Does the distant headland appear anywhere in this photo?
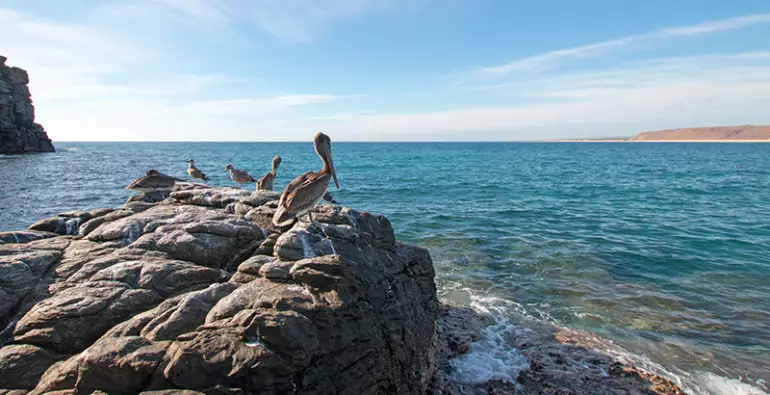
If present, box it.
[545,124,770,142]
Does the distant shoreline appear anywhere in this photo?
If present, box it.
[538,139,770,143]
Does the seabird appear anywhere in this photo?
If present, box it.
[256,155,282,191]
[224,163,257,186]
[273,132,339,226]
[125,169,183,193]
[186,159,209,181]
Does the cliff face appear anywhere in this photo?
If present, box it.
[0,55,54,154]
[631,125,770,141]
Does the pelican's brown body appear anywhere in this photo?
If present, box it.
[256,156,282,191]
[126,170,183,193]
[273,133,339,226]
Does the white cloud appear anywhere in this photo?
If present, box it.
[0,5,344,141]
[481,13,770,74]
[313,52,770,140]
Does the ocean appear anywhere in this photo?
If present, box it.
[1,142,769,394]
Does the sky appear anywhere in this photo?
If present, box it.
[2,0,770,142]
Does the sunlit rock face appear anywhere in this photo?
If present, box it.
[0,184,438,394]
[0,56,54,155]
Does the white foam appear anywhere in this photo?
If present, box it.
[687,372,769,395]
[448,315,529,385]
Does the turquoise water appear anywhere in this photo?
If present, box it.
[1,142,769,393]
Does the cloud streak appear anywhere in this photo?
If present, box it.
[481,13,770,74]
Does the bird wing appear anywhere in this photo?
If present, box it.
[281,172,330,211]
[278,171,313,208]
[191,168,207,179]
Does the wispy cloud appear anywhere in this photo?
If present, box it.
[0,5,347,141]
[313,51,770,140]
[481,13,770,74]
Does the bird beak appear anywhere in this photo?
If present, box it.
[327,148,339,189]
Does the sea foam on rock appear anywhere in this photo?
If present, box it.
[0,184,438,394]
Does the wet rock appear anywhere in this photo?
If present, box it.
[0,344,61,390]
[0,230,57,244]
[434,304,685,395]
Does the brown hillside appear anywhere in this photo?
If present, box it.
[631,125,770,141]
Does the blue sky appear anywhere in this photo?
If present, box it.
[2,0,770,141]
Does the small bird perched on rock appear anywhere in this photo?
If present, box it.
[273,132,339,226]
[256,155,282,191]
[186,159,209,181]
[224,163,257,186]
[126,169,183,193]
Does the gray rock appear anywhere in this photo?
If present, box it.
[0,56,54,154]
[257,259,293,281]
[0,344,62,390]
[0,187,439,394]
[0,230,58,244]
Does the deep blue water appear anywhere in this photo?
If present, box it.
[1,142,769,393]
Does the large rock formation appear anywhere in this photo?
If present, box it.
[0,56,54,154]
[0,184,684,394]
[0,185,437,394]
[631,124,770,141]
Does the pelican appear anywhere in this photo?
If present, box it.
[186,159,209,181]
[126,169,183,193]
[273,132,339,226]
[256,155,282,191]
[224,163,257,186]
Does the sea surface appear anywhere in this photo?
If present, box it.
[1,142,769,394]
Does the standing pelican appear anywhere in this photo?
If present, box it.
[224,163,257,186]
[186,159,209,181]
[256,155,282,191]
[126,169,183,193]
[273,133,339,226]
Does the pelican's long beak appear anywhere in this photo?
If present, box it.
[223,168,228,173]
[327,149,339,189]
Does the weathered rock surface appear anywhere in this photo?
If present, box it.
[433,305,684,395]
[0,56,54,154]
[0,184,438,394]
[1,183,685,394]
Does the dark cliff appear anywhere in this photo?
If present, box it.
[0,56,54,154]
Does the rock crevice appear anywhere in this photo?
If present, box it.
[0,56,54,154]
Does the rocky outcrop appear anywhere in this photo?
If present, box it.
[0,184,684,394]
[0,184,437,394]
[631,124,770,141]
[0,56,54,154]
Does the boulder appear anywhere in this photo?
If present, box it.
[0,187,439,394]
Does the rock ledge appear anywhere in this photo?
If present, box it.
[0,185,437,394]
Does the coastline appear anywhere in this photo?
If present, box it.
[536,139,770,143]
[0,184,686,394]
